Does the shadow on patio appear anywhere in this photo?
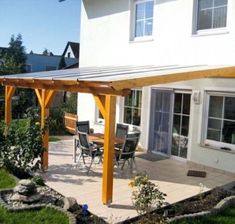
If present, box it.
[42,139,235,223]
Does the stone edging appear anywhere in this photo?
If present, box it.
[168,195,235,222]
[0,189,76,224]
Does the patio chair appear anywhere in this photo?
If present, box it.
[76,120,90,134]
[116,123,129,139]
[115,123,129,149]
[74,121,91,162]
[115,135,140,171]
[77,131,103,174]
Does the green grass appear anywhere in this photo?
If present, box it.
[172,206,235,224]
[0,169,16,189]
[0,207,69,224]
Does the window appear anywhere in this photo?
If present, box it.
[205,93,235,150]
[123,89,142,126]
[133,0,154,38]
[196,0,228,31]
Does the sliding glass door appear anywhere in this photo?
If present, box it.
[149,89,173,155]
[149,90,191,159]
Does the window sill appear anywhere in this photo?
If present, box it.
[200,143,235,155]
[129,37,154,43]
[192,29,229,37]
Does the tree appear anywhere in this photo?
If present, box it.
[0,34,27,75]
[58,56,67,69]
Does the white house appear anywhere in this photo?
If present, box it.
[78,0,235,173]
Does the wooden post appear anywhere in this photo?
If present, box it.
[5,85,16,126]
[102,95,116,205]
[35,89,57,171]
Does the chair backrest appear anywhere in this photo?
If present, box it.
[76,121,90,134]
[121,136,139,159]
[77,131,90,149]
[116,123,129,139]
[126,131,141,139]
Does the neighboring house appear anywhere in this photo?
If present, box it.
[26,51,78,73]
[62,41,80,60]
[78,0,235,173]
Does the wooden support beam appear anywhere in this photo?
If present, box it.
[35,89,57,171]
[102,95,116,205]
[5,85,16,126]
[93,95,106,118]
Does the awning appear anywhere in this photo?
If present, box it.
[1,64,235,95]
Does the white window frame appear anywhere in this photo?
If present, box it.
[202,91,235,152]
[130,0,154,41]
[192,0,230,35]
[121,88,142,127]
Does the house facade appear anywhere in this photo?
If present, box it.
[78,0,235,173]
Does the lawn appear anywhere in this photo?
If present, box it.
[0,207,69,224]
[172,205,235,224]
[0,169,16,189]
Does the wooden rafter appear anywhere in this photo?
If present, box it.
[34,89,57,170]
[110,66,235,90]
[5,85,16,126]
[93,95,106,118]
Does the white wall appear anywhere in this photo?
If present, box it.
[79,0,235,172]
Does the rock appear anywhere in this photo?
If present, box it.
[14,179,36,196]
[19,179,33,186]
[10,193,27,201]
[63,197,80,212]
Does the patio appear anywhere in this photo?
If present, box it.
[43,139,235,223]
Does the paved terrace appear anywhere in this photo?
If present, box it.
[43,139,235,223]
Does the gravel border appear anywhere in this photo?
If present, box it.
[0,189,76,224]
[168,195,235,222]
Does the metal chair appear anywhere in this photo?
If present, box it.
[116,123,129,139]
[74,121,90,162]
[76,120,90,134]
[115,135,140,171]
[77,131,103,174]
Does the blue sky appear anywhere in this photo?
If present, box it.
[0,0,81,55]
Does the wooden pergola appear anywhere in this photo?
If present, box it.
[1,64,235,205]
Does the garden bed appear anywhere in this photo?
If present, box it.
[123,184,234,224]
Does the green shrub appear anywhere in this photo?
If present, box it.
[0,110,44,178]
[48,107,66,135]
[32,175,45,186]
[129,173,166,216]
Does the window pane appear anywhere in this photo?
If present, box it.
[173,115,180,135]
[198,0,213,9]
[136,3,145,20]
[213,6,227,28]
[133,90,142,108]
[198,9,212,30]
[181,116,189,136]
[183,94,191,115]
[135,21,144,37]
[207,118,221,141]
[124,92,132,107]
[145,19,153,36]
[209,96,223,118]
[214,0,227,7]
[124,107,132,124]
[223,121,235,144]
[224,97,235,120]
[174,93,182,113]
[132,108,141,126]
[145,1,154,19]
